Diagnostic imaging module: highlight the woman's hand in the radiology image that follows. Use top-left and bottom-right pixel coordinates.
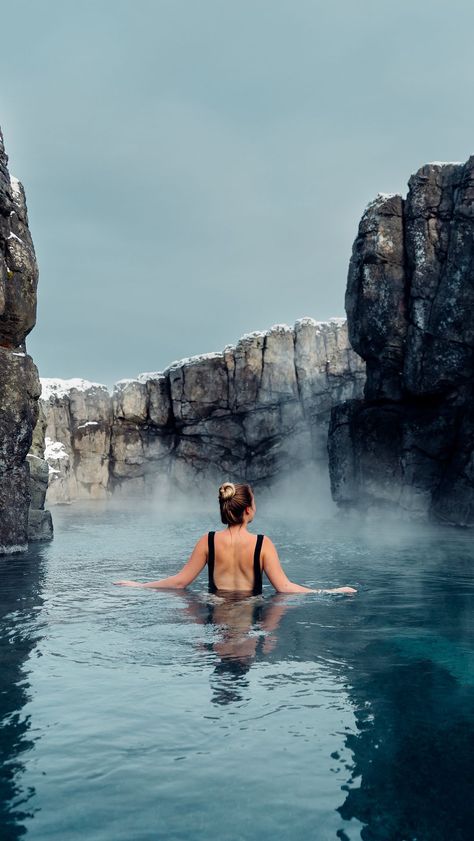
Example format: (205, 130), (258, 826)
(113, 580), (144, 587)
(326, 586), (357, 595)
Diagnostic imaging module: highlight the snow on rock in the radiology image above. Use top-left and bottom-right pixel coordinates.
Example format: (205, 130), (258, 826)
(41, 377), (110, 400)
(164, 351), (224, 373)
(44, 437), (69, 461)
(363, 192), (400, 215)
(43, 437), (77, 505)
(9, 175), (22, 196)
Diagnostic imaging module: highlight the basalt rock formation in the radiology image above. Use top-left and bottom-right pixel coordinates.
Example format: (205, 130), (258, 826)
(0, 127), (52, 551)
(329, 160), (474, 526)
(36, 318), (365, 503)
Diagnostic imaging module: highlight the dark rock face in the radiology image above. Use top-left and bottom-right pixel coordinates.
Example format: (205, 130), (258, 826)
(0, 127), (52, 550)
(329, 160), (474, 525)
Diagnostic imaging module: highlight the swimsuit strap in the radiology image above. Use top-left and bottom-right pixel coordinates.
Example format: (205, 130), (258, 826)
(208, 531), (217, 594)
(253, 534), (264, 595)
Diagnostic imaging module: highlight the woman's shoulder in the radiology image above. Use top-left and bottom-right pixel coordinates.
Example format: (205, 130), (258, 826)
(195, 532), (212, 546)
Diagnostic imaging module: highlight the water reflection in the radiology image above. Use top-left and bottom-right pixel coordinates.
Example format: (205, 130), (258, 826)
(179, 592), (295, 705)
(339, 651), (474, 841)
(0, 549), (45, 841)
(335, 553), (474, 841)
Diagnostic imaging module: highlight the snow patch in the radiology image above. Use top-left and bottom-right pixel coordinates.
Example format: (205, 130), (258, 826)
(41, 378), (109, 399)
(363, 192), (400, 215)
(427, 161), (463, 167)
(294, 316), (346, 330)
(9, 176), (22, 197)
(136, 371), (165, 383)
(235, 330), (266, 345)
(165, 351), (223, 372)
(114, 378), (140, 388)
(44, 438), (69, 474)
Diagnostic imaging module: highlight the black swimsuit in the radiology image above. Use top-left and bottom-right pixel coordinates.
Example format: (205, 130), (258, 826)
(207, 531), (264, 595)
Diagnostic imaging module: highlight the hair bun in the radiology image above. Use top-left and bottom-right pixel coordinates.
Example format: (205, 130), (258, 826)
(219, 482), (236, 501)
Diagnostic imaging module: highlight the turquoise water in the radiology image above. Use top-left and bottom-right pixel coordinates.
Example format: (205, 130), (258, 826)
(1, 502), (473, 841)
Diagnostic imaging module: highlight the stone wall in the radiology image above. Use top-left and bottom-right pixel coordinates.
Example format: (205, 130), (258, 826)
(37, 318), (365, 503)
(329, 159), (474, 526)
(0, 127), (52, 551)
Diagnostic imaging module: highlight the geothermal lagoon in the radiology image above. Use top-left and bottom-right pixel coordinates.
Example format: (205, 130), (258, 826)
(1, 501), (473, 841)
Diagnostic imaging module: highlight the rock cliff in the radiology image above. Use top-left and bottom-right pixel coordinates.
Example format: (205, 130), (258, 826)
(0, 127), (52, 551)
(37, 318), (365, 503)
(329, 160), (474, 526)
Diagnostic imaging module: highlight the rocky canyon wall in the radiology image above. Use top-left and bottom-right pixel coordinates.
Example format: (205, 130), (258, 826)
(329, 159), (474, 526)
(0, 127), (52, 551)
(36, 318), (365, 503)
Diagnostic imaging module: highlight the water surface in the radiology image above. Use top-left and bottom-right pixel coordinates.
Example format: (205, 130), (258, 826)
(1, 502), (473, 841)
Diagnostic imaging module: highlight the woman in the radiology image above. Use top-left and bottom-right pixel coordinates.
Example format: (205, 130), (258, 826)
(114, 482), (357, 595)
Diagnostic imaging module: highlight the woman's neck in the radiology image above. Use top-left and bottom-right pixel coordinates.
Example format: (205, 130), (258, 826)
(226, 522), (249, 533)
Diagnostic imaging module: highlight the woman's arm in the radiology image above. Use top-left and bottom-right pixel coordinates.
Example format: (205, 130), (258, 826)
(262, 538), (356, 595)
(114, 534), (208, 589)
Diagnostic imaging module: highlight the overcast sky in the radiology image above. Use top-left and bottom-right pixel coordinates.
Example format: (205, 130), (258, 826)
(1, 0), (473, 387)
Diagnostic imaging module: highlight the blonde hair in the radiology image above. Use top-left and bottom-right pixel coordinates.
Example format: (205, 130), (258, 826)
(218, 482), (254, 525)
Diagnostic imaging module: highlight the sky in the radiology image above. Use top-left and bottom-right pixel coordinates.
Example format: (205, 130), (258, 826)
(1, 0), (474, 387)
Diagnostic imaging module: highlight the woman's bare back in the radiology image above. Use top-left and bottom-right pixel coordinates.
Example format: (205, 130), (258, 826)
(211, 529), (262, 592)
(114, 483), (357, 595)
